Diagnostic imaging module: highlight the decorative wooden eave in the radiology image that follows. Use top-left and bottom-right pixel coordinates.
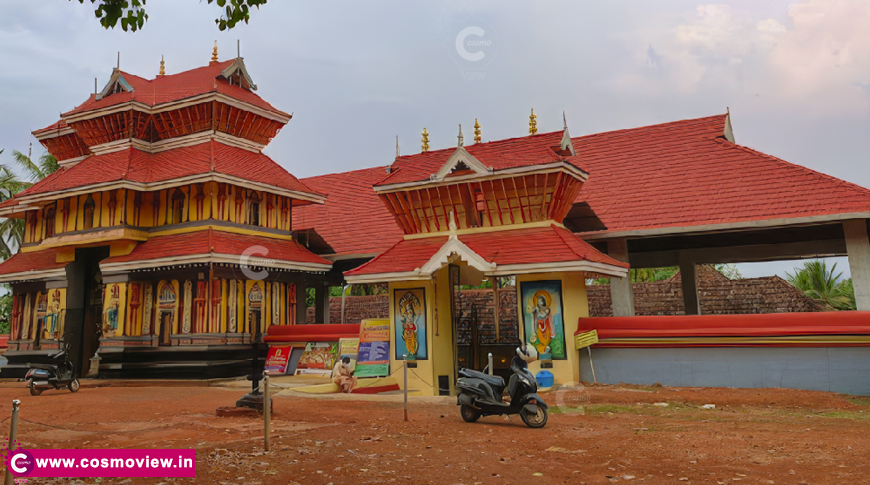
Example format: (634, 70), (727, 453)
(430, 146), (492, 181)
(220, 58), (257, 91)
(95, 69), (134, 101)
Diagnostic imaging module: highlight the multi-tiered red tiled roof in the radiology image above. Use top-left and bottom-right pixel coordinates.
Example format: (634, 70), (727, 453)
(297, 113), (870, 257)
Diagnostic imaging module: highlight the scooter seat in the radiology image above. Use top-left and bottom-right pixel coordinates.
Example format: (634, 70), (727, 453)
(27, 363), (56, 371)
(459, 369), (505, 389)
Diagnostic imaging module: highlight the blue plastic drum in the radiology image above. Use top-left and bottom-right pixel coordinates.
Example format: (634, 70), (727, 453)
(535, 370), (554, 388)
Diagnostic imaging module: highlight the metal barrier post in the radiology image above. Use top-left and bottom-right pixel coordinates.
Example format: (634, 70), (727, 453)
(403, 354), (408, 422)
(263, 372), (271, 452)
(4, 399), (21, 485)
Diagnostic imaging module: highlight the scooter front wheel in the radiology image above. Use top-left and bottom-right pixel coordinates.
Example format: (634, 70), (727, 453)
(520, 404), (548, 428)
(29, 383), (42, 396)
(68, 379), (80, 393)
(460, 404), (481, 423)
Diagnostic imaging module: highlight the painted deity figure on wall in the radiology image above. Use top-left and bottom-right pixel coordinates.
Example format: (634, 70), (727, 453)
(527, 290), (554, 355)
(142, 284), (153, 335)
(271, 282), (280, 327)
(105, 284), (120, 334)
(395, 290), (426, 360)
(520, 280), (566, 360)
(228, 280), (238, 332)
(248, 282), (263, 334)
(287, 283), (297, 326)
(45, 289), (62, 340)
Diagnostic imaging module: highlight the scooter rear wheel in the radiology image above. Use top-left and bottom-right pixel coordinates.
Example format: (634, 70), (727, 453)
(29, 383), (42, 396)
(460, 404), (481, 423)
(520, 404), (548, 428)
(68, 379), (80, 393)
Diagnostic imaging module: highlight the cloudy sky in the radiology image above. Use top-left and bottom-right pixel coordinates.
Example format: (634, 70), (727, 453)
(1, 0), (867, 279)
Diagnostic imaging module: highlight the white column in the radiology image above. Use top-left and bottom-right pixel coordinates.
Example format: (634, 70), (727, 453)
(607, 239), (635, 317)
(679, 251), (700, 315)
(844, 219), (870, 311)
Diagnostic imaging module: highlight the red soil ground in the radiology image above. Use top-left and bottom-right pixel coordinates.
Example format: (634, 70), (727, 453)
(0, 383), (868, 484)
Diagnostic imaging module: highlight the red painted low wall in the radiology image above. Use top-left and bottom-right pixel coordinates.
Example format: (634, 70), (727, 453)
(577, 312), (870, 347)
(264, 324), (362, 343)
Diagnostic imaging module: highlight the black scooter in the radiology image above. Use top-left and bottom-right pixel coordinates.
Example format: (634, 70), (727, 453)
(456, 346), (548, 428)
(25, 344), (80, 396)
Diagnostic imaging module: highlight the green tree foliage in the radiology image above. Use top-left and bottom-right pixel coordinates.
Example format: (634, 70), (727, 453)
(786, 260), (855, 311)
(0, 149), (59, 259)
(73, 0), (268, 32)
(0, 292), (11, 334)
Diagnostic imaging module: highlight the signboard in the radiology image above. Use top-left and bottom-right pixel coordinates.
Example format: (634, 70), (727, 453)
(338, 338), (360, 365)
(355, 319), (390, 378)
(264, 345), (292, 374)
(295, 342), (339, 376)
(574, 329), (599, 350)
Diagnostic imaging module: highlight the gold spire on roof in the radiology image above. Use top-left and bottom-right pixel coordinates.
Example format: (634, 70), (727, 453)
(421, 128), (430, 153)
(529, 109), (538, 135)
(158, 55), (165, 76)
(474, 118), (481, 143)
(211, 41), (219, 64)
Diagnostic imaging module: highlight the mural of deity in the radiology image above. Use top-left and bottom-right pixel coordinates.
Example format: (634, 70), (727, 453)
(142, 284), (153, 335)
(105, 284), (120, 334)
(228, 280), (238, 332)
(45, 289), (63, 340)
(394, 289), (427, 360)
(271, 282), (280, 327)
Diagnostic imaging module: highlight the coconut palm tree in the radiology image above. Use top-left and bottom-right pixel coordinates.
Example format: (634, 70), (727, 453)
(0, 147), (59, 259)
(786, 260), (855, 311)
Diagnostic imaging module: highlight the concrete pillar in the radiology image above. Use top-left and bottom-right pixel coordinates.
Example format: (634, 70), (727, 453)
(844, 219), (870, 311)
(295, 283), (308, 324)
(678, 251), (700, 315)
(607, 239), (635, 316)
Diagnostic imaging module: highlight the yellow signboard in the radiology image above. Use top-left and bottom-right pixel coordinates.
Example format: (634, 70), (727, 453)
(574, 329), (599, 350)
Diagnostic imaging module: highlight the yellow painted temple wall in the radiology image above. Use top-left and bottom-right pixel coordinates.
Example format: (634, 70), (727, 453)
(11, 278), (301, 346)
(22, 182), (294, 246)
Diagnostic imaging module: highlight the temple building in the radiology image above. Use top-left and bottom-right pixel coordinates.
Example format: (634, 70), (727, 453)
(3, 48), (870, 394)
(0, 48), (334, 378)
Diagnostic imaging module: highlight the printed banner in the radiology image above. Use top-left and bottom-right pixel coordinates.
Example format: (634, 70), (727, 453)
(356, 319), (390, 378)
(295, 342), (338, 376)
(338, 338), (360, 363)
(6, 448), (195, 478)
(264, 345), (292, 374)
(520, 279), (566, 360)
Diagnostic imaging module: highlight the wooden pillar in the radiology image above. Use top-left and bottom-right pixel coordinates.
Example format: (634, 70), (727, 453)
(844, 219), (870, 311)
(607, 239), (635, 317)
(295, 282), (308, 324)
(679, 251), (700, 315)
(314, 283), (330, 324)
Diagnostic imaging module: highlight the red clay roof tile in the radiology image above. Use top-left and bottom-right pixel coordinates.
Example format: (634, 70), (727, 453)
(0, 248), (65, 276)
(101, 229), (330, 265)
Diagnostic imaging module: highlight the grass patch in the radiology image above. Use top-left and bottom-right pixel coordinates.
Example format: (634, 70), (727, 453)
(846, 396), (870, 408)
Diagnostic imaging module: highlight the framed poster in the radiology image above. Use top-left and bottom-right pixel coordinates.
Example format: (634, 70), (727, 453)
(264, 345), (292, 374)
(394, 288), (427, 360)
(520, 280), (566, 360)
(356, 319), (390, 378)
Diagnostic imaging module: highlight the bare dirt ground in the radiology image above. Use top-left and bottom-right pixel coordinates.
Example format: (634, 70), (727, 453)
(0, 382), (868, 484)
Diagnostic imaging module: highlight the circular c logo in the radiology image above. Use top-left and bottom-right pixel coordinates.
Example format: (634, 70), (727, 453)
(240, 245), (270, 281)
(8, 450), (34, 477)
(455, 26), (486, 62)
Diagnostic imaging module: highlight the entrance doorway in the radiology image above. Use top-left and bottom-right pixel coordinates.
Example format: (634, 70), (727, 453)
(159, 312), (172, 346)
(64, 246), (109, 377)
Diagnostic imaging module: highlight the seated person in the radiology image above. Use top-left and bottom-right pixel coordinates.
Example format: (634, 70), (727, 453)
(331, 356), (357, 393)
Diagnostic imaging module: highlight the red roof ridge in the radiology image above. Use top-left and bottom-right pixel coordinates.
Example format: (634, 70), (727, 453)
(716, 138), (870, 196)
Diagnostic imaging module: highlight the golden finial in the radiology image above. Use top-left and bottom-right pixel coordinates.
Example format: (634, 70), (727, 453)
(211, 41), (219, 63)
(421, 128), (430, 153)
(474, 118), (481, 143)
(529, 109), (538, 135)
(158, 55), (165, 76)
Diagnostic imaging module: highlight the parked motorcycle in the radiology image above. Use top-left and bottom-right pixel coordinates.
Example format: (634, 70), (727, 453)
(456, 345), (548, 428)
(25, 344), (80, 396)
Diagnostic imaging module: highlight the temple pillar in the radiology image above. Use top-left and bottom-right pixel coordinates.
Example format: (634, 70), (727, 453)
(314, 283), (330, 324)
(607, 239), (635, 316)
(844, 219), (870, 311)
(295, 282), (308, 324)
(678, 251), (701, 315)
